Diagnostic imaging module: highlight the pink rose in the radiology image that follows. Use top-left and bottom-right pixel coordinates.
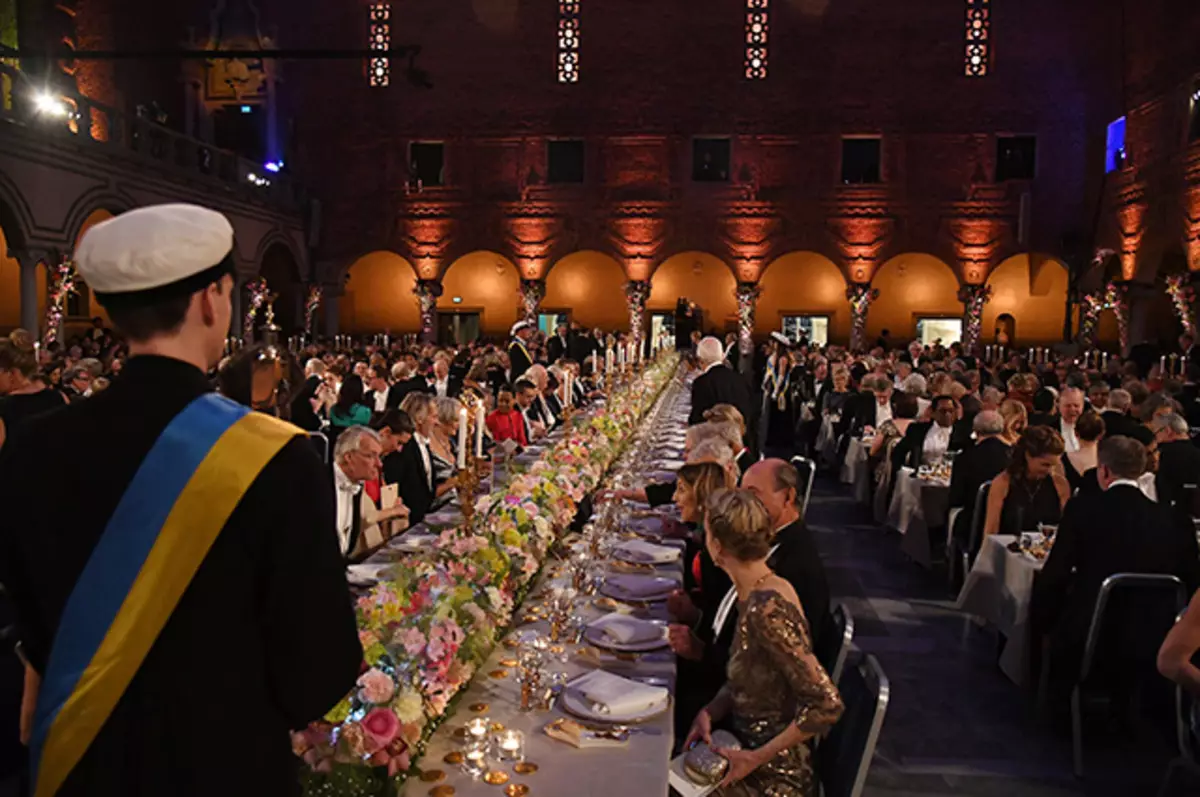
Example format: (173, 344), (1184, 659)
(357, 668), (395, 705)
(361, 708), (400, 751)
(397, 627), (427, 656)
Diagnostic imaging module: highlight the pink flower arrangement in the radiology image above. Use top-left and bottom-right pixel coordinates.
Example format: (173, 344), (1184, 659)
(356, 668), (395, 704)
(361, 708), (400, 752)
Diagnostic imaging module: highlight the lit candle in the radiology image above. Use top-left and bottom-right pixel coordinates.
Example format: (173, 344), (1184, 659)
(1102, 352), (1109, 369)
(606, 346), (614, 374)
(466, 717), (489, 740)
(618, 343), (626, 367)
(1161, 355), (1167, 376)
(457, 407), (468, 469)
(495, 729), (525, 761)
(475, 402), (485, 459)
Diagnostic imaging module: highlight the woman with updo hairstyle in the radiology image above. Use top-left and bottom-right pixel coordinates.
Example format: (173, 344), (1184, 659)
(685, 489), (843, 796)
(983, 425), (1070, 537)
(0, 329), (66, 450)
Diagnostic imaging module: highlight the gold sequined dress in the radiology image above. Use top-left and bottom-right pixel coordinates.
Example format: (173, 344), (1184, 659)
(715, 590), (844, 797)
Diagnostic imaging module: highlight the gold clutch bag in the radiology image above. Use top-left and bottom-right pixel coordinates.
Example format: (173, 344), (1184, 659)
(684, 730), (742, 785)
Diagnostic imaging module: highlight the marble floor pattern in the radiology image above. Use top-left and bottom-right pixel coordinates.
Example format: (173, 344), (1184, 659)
(804, 476), (1186, 797)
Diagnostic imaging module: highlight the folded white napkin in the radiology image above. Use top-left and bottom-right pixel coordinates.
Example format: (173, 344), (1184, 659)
(606, 574), (676, 598)
(617, 539), (680, 564)
(346, 563), (391, 585)
(570, 669), (668, 715)
(589, 612), (667, 644)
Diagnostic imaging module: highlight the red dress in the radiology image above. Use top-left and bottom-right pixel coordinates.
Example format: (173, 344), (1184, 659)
(486, 409), (528, 447)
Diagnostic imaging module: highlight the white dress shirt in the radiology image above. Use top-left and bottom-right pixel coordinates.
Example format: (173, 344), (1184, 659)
(333, 463), (360, 555)
(414, 433), (434, 489)
(373, 389), (388, 413)
(1060, 419), (1079, 453)
(712, 542), (782, 636)
(923, 422), (953, 462)
(433, 377), (449, 397)
(874, 401), (893, 427)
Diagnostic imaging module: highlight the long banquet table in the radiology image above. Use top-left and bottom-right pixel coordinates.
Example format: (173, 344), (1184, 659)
(361, 373), (693, 797)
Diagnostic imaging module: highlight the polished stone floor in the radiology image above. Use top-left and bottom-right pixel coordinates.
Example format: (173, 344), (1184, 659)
(804, 476), (1186, 797)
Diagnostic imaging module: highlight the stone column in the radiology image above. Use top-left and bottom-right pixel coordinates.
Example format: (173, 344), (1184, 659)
(957, 284), (993, 355)
(518, 279), (546, 326)
(624, 280), (651, 349)
(414, 279), (442, 344)
(15, 251), (43, 334)
(735, 282), (761, 371)
(846, 282), (879, 352)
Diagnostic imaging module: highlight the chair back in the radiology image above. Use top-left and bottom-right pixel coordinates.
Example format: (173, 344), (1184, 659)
(309, 431), (330, 465)
(965, 480), (991, 567)
(1079, 573), (1188, 685)
(816, 603), (855, 685)
(790, 455), (817, 520)
(816, 653), (890, 797)
(1180, 483), (1200, 521)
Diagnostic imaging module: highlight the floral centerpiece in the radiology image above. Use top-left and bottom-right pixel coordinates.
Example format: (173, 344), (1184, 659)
(1166, 274), (1196, 338)
(296, 354), (680, 796)
(43, 259), (79, 347)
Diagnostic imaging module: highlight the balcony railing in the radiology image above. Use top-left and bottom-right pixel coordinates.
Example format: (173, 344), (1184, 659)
(0, 62), (304, 213)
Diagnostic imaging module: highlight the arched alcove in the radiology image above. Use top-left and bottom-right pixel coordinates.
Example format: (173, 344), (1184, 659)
(439, 251), (521, 337)
(869, 253), (962, 341)
(544, 251), (629, 331)
(0, 225), (23, 333)
(259, 242), (302, 333)
(71, 208), (115, 329)
(343, 251), (421, 334)
(649, 252), (737, 334)
(983, 254), (1068, 345)
(756, 252), (849, 344)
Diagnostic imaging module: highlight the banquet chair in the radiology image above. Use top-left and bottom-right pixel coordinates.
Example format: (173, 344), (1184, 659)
(309, 431), (330, 464)
(816, 603), (855, 685)
(1070, 573), (1188, 778)
(790, 456), (816, 520)
(815, 652), (890, 797)
(948, 481), (991, 592)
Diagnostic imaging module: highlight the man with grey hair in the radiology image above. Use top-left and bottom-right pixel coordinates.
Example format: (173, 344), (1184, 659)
(290, 357), (327, 430)
(980, 385), (1004, 411)
(332, 426), (409, 558)
(948, 409), (1012, 550)
(1100, 388), (1140, 441)
(1056, 387), (1085, 452)
(1031, 435), (1200, 695)
(1155, 411), (1200, 510)
(689, 335), (753, 431)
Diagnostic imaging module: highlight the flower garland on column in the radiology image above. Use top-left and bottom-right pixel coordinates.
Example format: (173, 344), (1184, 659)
(735, 282), (762, 357)
(304, 284), (323, 340)
(1079, 281), (1130, 352)
(518, 279), (546, 326)
(846, 283), (879, 352)
(413, 279), (443, 344)
(43, 259), (78, 347)
(1165, 274), (1197, 338)
(624, 280), (651, 346)
(957, 283), (992, 355)
(243, 277), (270, 342)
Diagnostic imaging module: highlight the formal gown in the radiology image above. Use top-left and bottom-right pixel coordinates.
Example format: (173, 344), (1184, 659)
(429, 447), (456, 511)
(999, 474), (1062, 535)
(716, 590), (844, 797)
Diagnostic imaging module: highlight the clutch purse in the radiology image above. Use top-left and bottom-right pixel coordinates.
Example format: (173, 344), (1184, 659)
(684, 730), (742, 785)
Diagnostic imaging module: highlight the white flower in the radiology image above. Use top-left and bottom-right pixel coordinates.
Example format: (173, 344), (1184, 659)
(392, 689), (424, 724)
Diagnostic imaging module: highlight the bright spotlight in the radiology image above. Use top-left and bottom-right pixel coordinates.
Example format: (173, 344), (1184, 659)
(33, 92), (68, 118)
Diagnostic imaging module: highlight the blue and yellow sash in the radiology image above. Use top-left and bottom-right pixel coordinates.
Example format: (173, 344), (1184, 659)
(29, 393), (302, 797)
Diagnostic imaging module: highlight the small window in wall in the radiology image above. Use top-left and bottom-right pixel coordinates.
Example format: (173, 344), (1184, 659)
(538, 312), (567, 336)
(409, 142), (444, 187)
(1105, 117), (1127, 173)
(916, 317), (963, 346)
(1189, 82), (1200, 143)
(782, 315), (829, 347)
(547, 139), (585, 183)
(995, 135), (1037, 181)
(841, 137), (882, 184)
(692, 138), (731, 182)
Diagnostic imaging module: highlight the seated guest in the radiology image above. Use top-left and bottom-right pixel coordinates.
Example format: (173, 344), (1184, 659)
(387, 361), (425, 409)
(1027, 386), (1058, 427)
(331, 426), (409, 560)
(427, 354), (461, 398)
(370, 409), (414, 502)
(1158, 589), (1200, 698)
(396, 392), (438, 524)
(290, 358), (326, 431)
(980, 385), (1004, 412)
(1154, 411), (1200, 512)
(524, 365), (559, 431)
(60, 365), (92, 403)
(1101, 389), (1136, 439)
(363, 366), (391, 414)
(998, 398), (1028, 446)
(683, 489), (843, 795)
(703, 403), (754, 474)
(0, 329), (66, 450)
(216, 344), (303, 418)
(1051, 387), (1084, 453)
(428, 396), (465, 511)
(893, 394), (971, 469)
(668, 461), (736, 617)
(818, 365), (854, 420)
(1061, 409), (1105, 492)
(852, 374), (894, 436)
(899, 372), (930, 417)
(868, 390), (918, 459)
(949, 410), (1012, 547)
(329, 374), (371, 432)
(513, 378), (546, 441)
(1031, 437), (1200, 692)
(486, 386), (528, 448)
(984, 425), (1070, 536)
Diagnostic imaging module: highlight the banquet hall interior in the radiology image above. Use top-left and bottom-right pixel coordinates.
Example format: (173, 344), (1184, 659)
(2, 0), (1200, 796)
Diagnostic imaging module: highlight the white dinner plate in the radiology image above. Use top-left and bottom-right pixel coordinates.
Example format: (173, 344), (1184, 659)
(560, 687), (670, 724)
(583, 622), (669, 652)
(600, 576), (676, 603)
(613, 544), (679, 565)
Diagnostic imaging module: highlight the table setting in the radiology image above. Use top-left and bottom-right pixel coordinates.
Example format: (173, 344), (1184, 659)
(887, 463), (953, 569)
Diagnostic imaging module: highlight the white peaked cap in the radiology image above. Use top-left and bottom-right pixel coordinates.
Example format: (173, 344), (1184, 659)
(511, 320), (531, 335)
(76, 203), (235, 295)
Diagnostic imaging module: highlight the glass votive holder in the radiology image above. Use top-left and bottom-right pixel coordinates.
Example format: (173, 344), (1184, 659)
(462, 738), (489, 777)
(465, 717), (491, 743)
(493, 729), (526, 762)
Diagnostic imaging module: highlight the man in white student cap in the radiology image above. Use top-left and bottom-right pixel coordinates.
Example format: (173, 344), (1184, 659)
(509, 318), (535, 383)
(0, 203), (360, 797)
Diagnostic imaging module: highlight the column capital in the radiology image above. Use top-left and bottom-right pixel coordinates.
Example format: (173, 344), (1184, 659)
(10, 247), (54, 270)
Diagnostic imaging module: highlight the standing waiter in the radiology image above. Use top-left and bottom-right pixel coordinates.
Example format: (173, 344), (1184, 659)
(0, 204), (361, 796)
(508, 320), (535, 383)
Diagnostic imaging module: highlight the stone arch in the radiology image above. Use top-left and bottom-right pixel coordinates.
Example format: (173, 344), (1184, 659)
(439, 250), (521, 337)
(342, 251), (421, 334)
(544, 251), (629, 331)
(868, 253), (962, 341)
(71, 208), (116, 324)
(756, 252), (850, 343)
(649, 252), (737, 334)
(253, 229), (308, 281)
(0, 171), (35, 251)
(62, 188), (134, 250)
(259, 242), (303, 333)
(984, 253), (1069, 345)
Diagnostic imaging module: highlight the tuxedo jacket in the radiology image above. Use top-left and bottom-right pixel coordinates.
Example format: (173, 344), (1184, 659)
(426, 376), (463, 399)
(948, 436), (1011, 543)
(509, 339), (534, 383)
(290, 374), (323, 432)
(546, 334), (570, 364)
(1156, 439), (1200, 512)
(387, 376), (427, 409)
(688, 364), (753, 428)
(392, 437), (435, 525)
(892, 420), (973, 470)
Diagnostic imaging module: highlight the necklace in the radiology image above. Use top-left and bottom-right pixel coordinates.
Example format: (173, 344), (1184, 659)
(739, 569), (773, 599)
(1018, 476), (1043, 503)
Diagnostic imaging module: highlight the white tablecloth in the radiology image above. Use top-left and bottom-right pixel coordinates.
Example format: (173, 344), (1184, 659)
(840, 438), (872, 504)
(886, 469), (950, 568)
(957, 534), (1044, 686)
